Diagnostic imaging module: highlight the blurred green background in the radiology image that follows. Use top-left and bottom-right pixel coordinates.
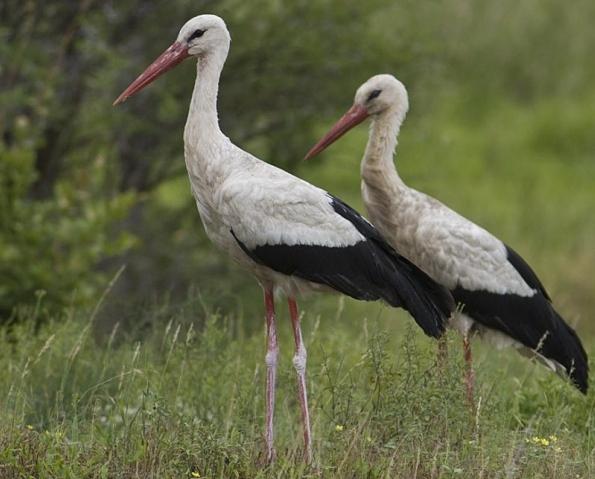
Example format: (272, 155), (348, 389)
(1, 0), (594, 337)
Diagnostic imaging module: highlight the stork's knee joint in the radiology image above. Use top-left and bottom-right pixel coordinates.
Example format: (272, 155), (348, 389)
(265, 346), (279, 369)
(292, 347), (307, 375)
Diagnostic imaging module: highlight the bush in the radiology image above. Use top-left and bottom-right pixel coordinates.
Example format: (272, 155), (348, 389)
(0, 125), (135, 320)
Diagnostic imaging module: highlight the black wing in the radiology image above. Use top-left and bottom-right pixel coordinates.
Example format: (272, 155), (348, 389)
(231, 195), (454, 339)
(505, 244), (551, 301)
(453, 244), (588, 393)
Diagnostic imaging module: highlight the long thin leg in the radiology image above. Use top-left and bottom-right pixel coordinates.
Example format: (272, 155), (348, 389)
(437, 336), (448, 368)
(288, 298), (312, 464)
(264, 289), (278, 464)
(463, 334), (475, 408)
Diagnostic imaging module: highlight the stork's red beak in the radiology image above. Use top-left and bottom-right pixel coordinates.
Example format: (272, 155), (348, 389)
(304, 104), (369, 160)
(113, 41), (189, 106)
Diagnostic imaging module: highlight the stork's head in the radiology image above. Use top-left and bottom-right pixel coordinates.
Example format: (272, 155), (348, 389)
(178, 15), (230, 57)
(113, 14), (230, 105)
(353, 74), (409, 117)
(304, 74), (409, 160)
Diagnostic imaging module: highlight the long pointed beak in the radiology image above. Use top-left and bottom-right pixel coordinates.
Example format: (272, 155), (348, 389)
(304, 104), (369, 160)
(113, 41), (189, 106)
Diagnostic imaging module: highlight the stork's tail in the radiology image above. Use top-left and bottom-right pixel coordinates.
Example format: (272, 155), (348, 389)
(541, 308), (589, 394)
(452, 284), (589, 394)
(375, 245), (455, 338)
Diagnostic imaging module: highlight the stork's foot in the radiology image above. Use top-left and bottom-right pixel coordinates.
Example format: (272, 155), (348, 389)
(465, 366), (475, 407)
(463, 335), (475, 410)
(288, 298), (313, 465)
(298, 438), (313, 465)
(262, 289), (278, 466)
(437, 335), (448, 370)
(257, 444), (276, 466)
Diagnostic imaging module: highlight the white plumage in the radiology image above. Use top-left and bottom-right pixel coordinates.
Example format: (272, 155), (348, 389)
(395, 195), (535, 297)
(220, 169), (365, 251)
(114, 17), (454, 463)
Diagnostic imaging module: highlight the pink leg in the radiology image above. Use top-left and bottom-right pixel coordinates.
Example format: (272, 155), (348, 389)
(288, 298), (312, 464)
(437, 336), (448, 368)
(463, 334), (475, 408)
(264, 289), (278, 463)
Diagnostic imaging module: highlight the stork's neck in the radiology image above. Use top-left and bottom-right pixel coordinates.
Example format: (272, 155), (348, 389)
(361, 108), (407, 191)
(184, 46), (229, 148)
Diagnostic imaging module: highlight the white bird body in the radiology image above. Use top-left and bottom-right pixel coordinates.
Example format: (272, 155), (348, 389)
(189, 145), (366, 296)
(114, 17), (454, 462)
(180, 32), (367, 297)
(362, 177), (535, 298)
(306, 73), (588, 393)
(357, 80), (532, 299)
(361, 147), (540, 349)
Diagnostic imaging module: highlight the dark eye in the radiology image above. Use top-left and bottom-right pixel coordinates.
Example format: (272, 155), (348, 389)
(188, 29), (206, 42)
(367, 89), (382, 101)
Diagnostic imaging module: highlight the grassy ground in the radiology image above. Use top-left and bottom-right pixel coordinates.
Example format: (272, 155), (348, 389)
(1, 288), (593, 478)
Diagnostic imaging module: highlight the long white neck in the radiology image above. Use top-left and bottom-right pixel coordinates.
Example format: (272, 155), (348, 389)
(361, 107), (407, 192)
(184, 45), (229, 151)
(360, 103), (421, 250)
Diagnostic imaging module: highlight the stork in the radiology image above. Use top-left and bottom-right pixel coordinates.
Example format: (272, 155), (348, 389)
(113, 19), (454, 463)
(305, 74), (589, 399)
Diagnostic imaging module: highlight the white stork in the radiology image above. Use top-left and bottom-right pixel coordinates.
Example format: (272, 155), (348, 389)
(113, 18), (454, 463)
(305, 74), (589, 399)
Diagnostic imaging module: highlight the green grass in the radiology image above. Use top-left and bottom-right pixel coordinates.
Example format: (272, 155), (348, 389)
(1, 290), (593, 478)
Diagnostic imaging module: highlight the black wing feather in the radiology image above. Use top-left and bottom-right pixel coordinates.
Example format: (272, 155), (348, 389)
(453, 246), (589, 393)
(231, 195), (454, 338)
(505, 244), (551, 301)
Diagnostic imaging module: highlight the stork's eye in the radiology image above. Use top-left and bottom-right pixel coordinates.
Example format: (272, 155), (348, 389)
(367, 89), (382, 101)
(188, 29), (206, 41)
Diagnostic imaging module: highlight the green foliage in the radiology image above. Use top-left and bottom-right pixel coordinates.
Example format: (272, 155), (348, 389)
(0, 124), (136, 320)
(0, 297), (592, 477)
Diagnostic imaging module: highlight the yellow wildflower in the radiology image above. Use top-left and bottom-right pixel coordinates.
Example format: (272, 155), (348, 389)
(335, 424), (344, 432)
(528, 436), (552, 447)
(191, 471), (200, 478)
(549, 435), (558, 443)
